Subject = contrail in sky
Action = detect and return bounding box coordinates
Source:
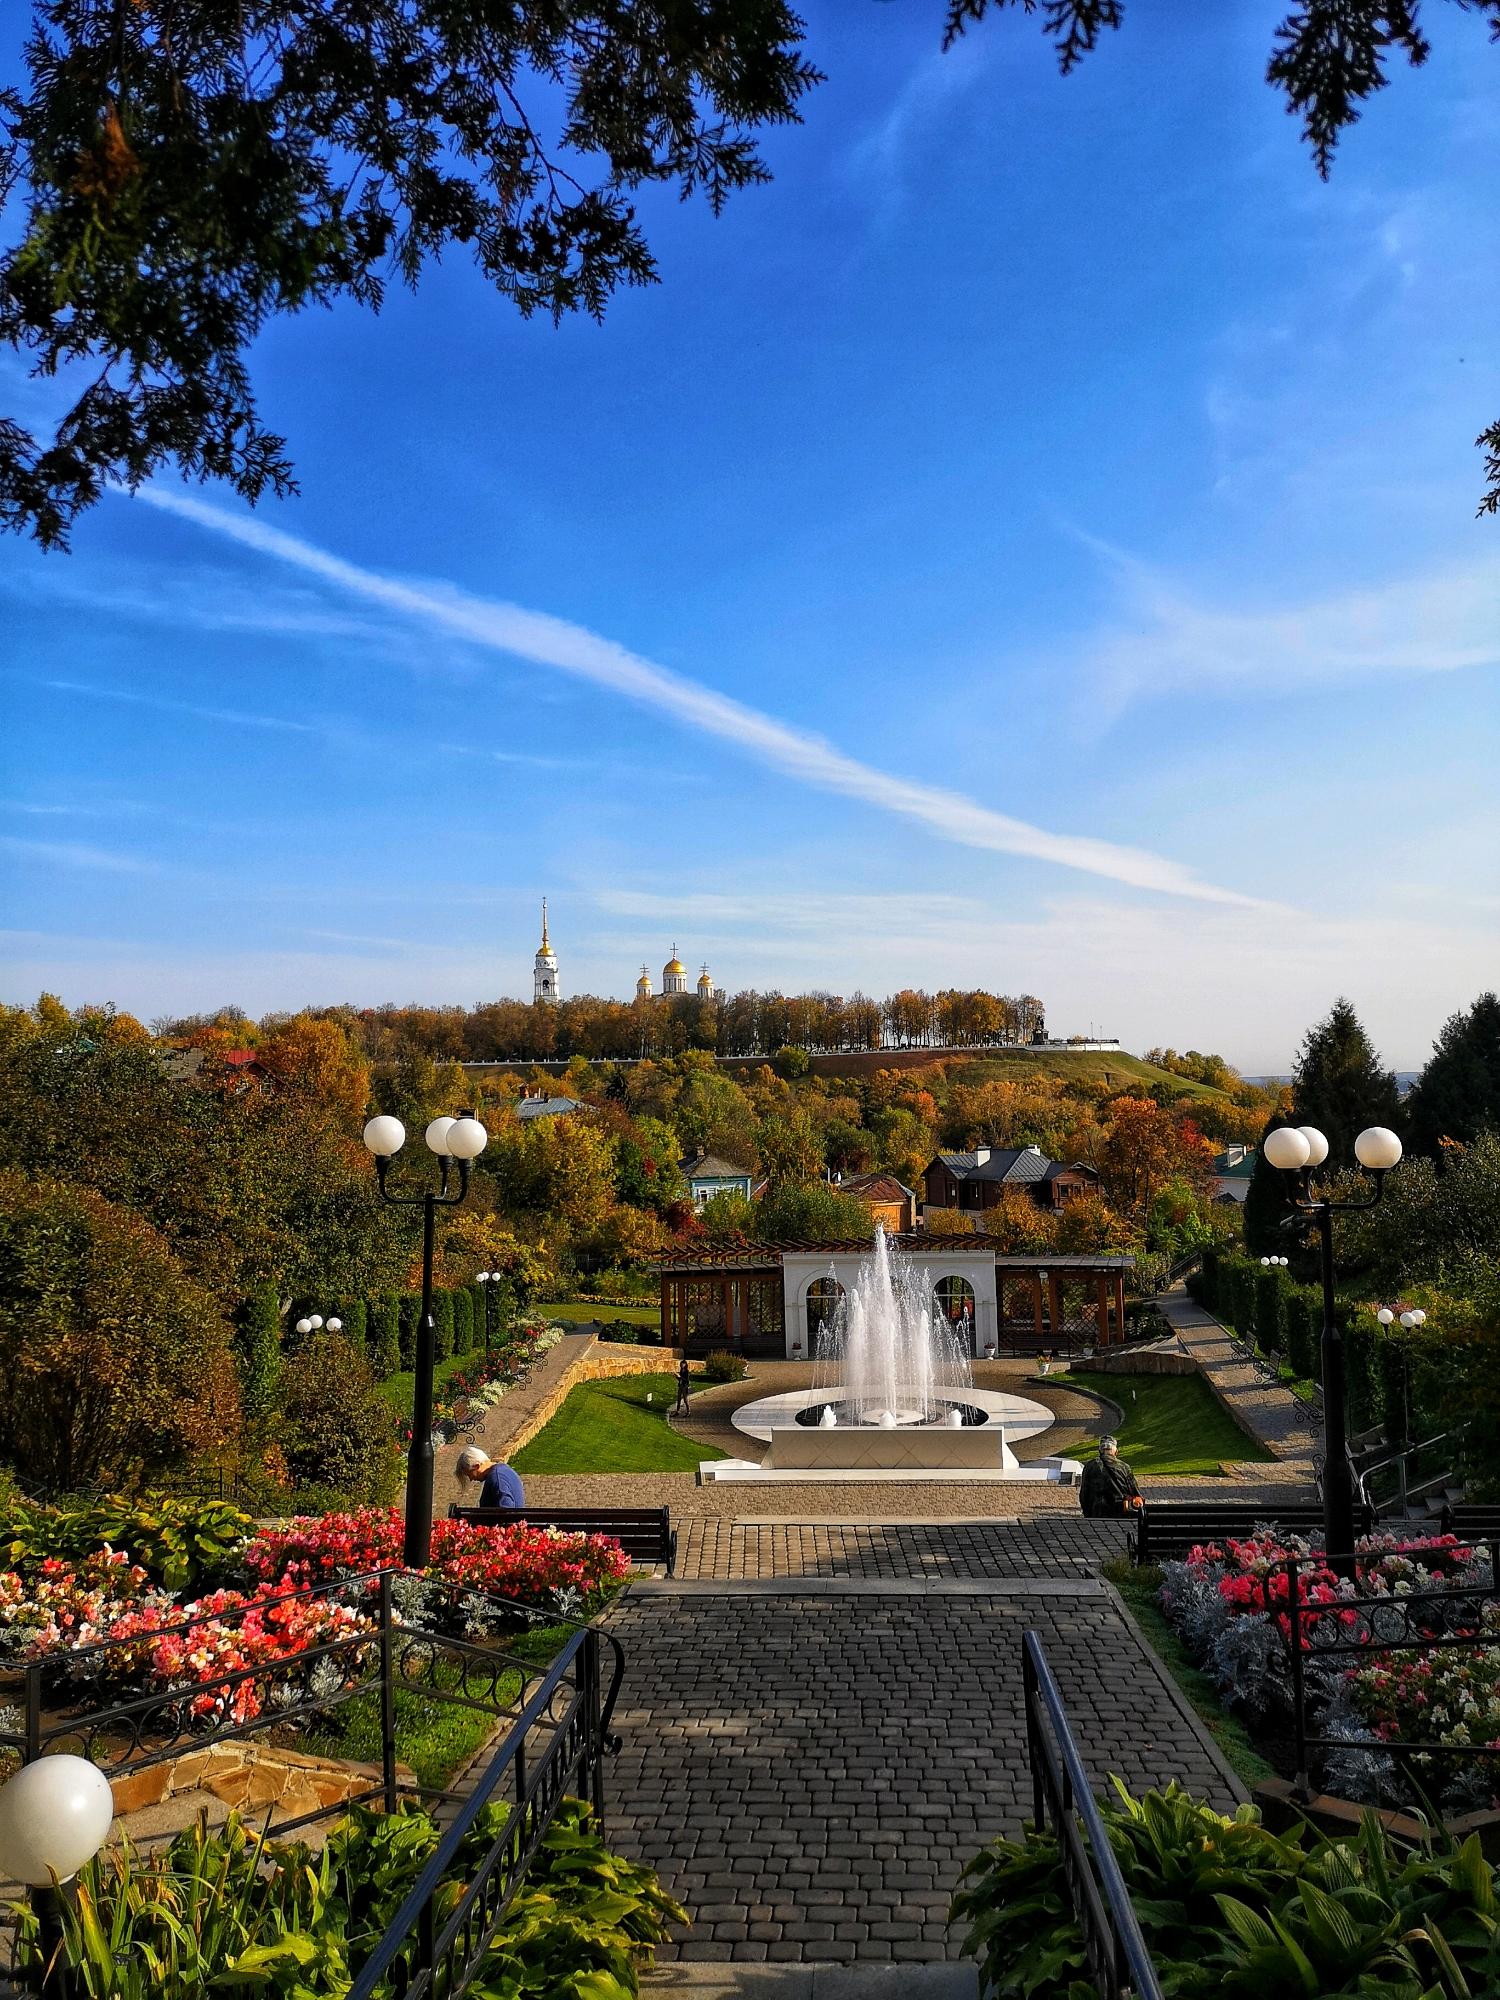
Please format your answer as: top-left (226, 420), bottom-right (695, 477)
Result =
top-left (135, 488), bottom-right (1263, 907)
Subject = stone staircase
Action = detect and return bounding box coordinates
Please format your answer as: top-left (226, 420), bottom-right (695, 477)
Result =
top-left (644, 1965), bottom-right (979, 1997)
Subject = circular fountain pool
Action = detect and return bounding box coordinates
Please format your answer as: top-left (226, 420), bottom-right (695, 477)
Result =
top-left (729, 1384), bottom-right (1055, 1447)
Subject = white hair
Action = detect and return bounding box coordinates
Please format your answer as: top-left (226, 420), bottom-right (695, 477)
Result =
top-left (1099, 1435), bottom-right (1118, 1453)
top-left (457, 1445), bottom-right (491, 1474)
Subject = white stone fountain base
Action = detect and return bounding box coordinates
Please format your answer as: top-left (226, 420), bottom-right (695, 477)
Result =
top-left (698, 1383), bottom-right (1082, 1484)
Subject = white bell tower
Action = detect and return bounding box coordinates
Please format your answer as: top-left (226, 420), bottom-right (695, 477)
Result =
top-left (533, 899), bottom-right (559, 1005)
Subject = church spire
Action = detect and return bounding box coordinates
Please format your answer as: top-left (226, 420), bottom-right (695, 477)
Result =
top-left (540, 897), bottom-right (550, 953)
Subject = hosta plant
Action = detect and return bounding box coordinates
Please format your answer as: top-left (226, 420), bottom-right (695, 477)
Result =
top-left (0, 1494), bottom-right (253, 1593)
top-left (9, 1796), bottom-right (682, 1998)
top-left (951, 1781), bottom-right (1500, 1999)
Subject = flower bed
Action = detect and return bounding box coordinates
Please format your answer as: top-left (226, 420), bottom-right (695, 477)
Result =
top-left (394, 1318), bottom-right (565, 1447)
top-left (1157, 1527), bottom-right (1500, 1810)
top-left (244, 1506), bottom-right (631, 1613)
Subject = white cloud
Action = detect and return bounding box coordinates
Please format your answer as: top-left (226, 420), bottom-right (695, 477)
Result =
top-left (1073, 533), bottom-right (1500, 712)
top-left (131, 489), bottom-right (1264, 908)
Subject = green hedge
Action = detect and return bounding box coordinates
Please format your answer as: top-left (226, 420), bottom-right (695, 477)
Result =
top-left (451, 1287), bottom-right (473, 1355)
top-left (1282, 1286), bottom-right (1321, 1383)
top-left (367, 1294), bottom-right (401, 1380)
top-left (431, 1290), bottom-right (454, 1363)
top-left (1254, 1268), bottom-right (1283, 1358)
top-left (231, 1288), bottom-right (281, 1425)
top-left (338, 1298), bottom-right (368, 1348)
top-left (1198, 1246), bottom-right (1220, 1312)
top-left (398, 1295), bottom-right (421, 1370)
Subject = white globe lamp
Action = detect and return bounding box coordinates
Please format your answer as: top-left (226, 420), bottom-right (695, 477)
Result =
top-left (1410, 1309), bottom-right (1427, 1327)
top-left (362, 1115), bottom-right (405, 1158)
top-left (1297, 1126), bottom-right (1330, 1167)
top-left (1263, 1126), bottom-right (1311, 1172)
top-left (325, 1317), bottom-right (341, 1334)
top-left (295, 1318), bottom-right (312, 1335)
top-left (424, 1117), bottom-right (454, 1156)
top-left (1355, 1127), bottom-right (1403, 1172)
top-left (446, 1115), bottom-right (488, 1161)
top-left (1376, 1308), bottom-right (1395, 1326)
top-left (0, 1755), bottom-right (114, 1886)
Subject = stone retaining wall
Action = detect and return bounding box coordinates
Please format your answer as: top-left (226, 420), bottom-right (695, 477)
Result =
top-left (502, 1341), bottom-right (678, 1457)
top-left (110, 1740), bottom-right (412, 1821)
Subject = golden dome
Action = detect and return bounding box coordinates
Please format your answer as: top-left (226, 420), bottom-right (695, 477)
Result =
top-left (664, 953), bottom-right (686, 976)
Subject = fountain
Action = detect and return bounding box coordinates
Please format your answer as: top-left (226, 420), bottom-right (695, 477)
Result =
top-left (700, 1228), bottom-right (1083, 1485)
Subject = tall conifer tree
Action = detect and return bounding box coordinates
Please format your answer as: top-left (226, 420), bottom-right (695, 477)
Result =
top-left (1406, 993), bottom-right (1500, 1158)
top-left (1292, 998), bottom-right (1398, 1163)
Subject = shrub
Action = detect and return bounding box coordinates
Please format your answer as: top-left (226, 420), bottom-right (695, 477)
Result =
top-left (1254, 1267), bottom-right (1284, 1357)
top-left (278, 1332), bottom-right (399, 1504)
top-left (338, 1298), bottom-right (368, 1347)
top-left (368, 1294), bottom-right (401, 1379)
top-left (0, 1169), bottom-right (241, 1493)
top-left (701, 1349), bottom-right (750, 1383)
top-left (231, 1287), bottom-right (281, 1426)
top-left (1199, 1244), bottom-right (1220, 1311)
top-left (451, 1287), bottom-right (473, 1355)
top-left (1283, 1285), bottom-right (1321, 1382)
top-left (398, 1293), bottom-right (421, 1369)
top-left (431, 1290), bottom-right (454, 1363)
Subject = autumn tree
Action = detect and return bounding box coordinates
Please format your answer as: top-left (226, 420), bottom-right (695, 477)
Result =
top-left (0, 1168), bottom-right (240, 1490)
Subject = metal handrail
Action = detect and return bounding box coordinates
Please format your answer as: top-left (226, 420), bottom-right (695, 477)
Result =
top-left (1022, 1631), bottom-right (1163, 2000)
top-left (346, 1627), bottom-right (609, 2000)
top-left (1353, 1426), bottom-right (1466, 1513)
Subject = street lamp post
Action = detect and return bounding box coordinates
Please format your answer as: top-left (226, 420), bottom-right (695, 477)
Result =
top-left (363, 1109), bottom-right (488, 1569)
top-left (1263, 1120), bottom-right (1402, 1568)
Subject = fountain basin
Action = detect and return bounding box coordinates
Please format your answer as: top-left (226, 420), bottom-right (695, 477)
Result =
top-left (730, 1385), bottom-right (1055, 1446)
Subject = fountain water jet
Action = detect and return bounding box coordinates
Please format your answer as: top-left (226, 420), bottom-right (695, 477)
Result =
top-left (811, 1226), bottom-right (972, 1426)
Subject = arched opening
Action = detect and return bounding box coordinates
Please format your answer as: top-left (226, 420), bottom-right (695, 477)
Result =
top-left (805, 1276), bottom-right (845, 1348)
top-left (933, 1274), bottom-right (977, 1349)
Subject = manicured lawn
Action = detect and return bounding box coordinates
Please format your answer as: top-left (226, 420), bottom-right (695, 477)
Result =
top-left (513, 1374), bottom-right (726, 1475)
top-left (1062, 1369), bottom-right (1274, 1477)
top-left (537, 1299), bottom-right (661, 1331)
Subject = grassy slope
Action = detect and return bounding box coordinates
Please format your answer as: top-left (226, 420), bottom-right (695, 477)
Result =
top-left (512, 1373), bottom-right (726, 1475)
top-left (536, 1300), bottom-right (660, 1328)
top-left (1063, 1369), bottom-right (1275, 1477)
top-left (378, 1348), bottom-right (482, 1417)
top-left (943, 1049), bottom-right (1227, 1100)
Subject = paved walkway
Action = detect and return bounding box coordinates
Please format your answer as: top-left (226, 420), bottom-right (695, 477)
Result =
top-left (602, 1519), bottom-right (1244, 1967)
top-left (1153, 1290), bottom-right (1321, 1468)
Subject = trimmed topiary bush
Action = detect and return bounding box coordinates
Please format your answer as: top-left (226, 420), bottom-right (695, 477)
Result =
top-left (369, 1294), bottom-right (401, 1379)
top-left (1282, 1285), bottom-right (1321, 1383)
top-left (232, 1286), bottom-right (281, 1426)
top-left (1254, 1268), bottom-right (1284, 1358)
top-left (451, 1287), bottom-right (473, 1355)
top-left (432, 1289), bottom-right (454, 1363)
top-left (398, 1294), bottom-right (421, 1370)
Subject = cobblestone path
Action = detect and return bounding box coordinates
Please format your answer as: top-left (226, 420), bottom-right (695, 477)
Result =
top-left (602, 1521), bottom-right (1243, 1967)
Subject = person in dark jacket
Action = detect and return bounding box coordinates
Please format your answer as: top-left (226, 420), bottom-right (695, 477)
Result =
top-left (674, 1355), bottom-right (693, 1415)
top-left (457, 1444), bottom-right (525, 1510)
top-left (1079, 1436), bottom-right (1142, 1518)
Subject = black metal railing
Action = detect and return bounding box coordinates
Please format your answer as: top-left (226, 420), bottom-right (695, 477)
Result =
top-left (1022, 1632), bottom-right (1163, 2000)
top-left (347, 1629), bottom-right (611, 1999)
top-left (0, 1566), bottom-right (624, 1842)
top-left (1280, 1537), bottom-right (1500, 1798)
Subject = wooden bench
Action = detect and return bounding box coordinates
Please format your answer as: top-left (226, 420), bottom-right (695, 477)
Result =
top-left (449, 1504), bottom-right (677, 1576)
top-left (1132, 1500), bottom-right (1371, 1567)
top-left (1439, 1503), bottom-right (1500, 1542)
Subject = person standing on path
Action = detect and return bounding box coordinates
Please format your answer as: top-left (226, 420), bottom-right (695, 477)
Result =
top-left (673, 1355), bottom-right (692, 1415)
top-left (457, 1444), bottom-right (525, 1510)
top-left (1079, 1435), bottom-right (1142, 1518)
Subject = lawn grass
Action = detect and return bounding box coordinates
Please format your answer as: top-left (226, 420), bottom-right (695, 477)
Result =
top-left (512, 1373), bottom-right (726, 1475)
top-left (302, 1621), bottom-right (575, 1790)
top-left (1062, 1369), bottom-right (1275, 1478)
top-left (1103, 1557), bottom-right (1275, 1788)
top-left (537, 1299), bottom-right (661, 1330)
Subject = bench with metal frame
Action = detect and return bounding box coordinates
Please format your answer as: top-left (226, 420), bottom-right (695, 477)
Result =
top-left (1440, 1501), bottom-right (1500, 1538)
top-left (450, 1504), bottom-right (677, 1576)
top-left (1132, 1499), bottom-right (1373, 1567)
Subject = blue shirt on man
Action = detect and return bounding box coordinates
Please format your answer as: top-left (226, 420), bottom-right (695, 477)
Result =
top-left (479, 1461), bottom-right (525, 1510)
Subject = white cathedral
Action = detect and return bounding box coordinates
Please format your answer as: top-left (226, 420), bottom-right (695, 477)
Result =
top-left (531, 905), bottom-right (714, 1007)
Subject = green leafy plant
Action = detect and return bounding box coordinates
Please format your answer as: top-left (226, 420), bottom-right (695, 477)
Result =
top-left (0, 1492), bottom-right (253, 1593)
top-left (10, 1797), bottom-right (683, 1998)
top-left (951, 1782), bottom-right (1500, 2000)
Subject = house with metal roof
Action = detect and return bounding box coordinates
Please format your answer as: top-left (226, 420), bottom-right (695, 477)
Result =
top-left (920, 1145), bottom-right (1100, 1223)
top-left (515, 1093), bottom-right (583, 1123)
top-left (683, 1153), bottom-right (756, 1208)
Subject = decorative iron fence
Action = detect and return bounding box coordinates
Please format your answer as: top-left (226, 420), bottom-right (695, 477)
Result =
top-left (1022, 1631), bottom-right (1163, 2000)
top-left (0, 1566), bottom-right (623, 1842)
top-left (1279, 1537), bottom-right (1500, 1800)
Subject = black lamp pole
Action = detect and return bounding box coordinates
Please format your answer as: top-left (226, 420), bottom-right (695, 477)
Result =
top-left (367, 1110), bottom-right (483, 1569)
top-left (1271, 1125), bottom-right (1399, 1570)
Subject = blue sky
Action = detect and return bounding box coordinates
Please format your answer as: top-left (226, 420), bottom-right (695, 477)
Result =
top-left (2, 5), bottom-right (1496, 1071)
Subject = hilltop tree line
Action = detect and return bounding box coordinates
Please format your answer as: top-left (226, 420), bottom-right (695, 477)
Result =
top-left (159, 987), bottom-right (1049, 1065)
